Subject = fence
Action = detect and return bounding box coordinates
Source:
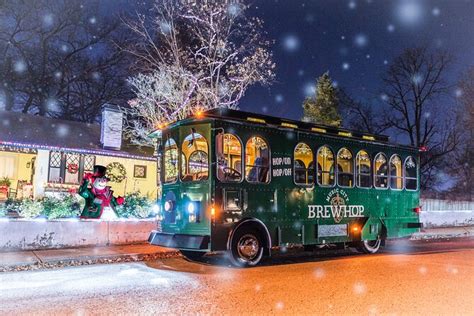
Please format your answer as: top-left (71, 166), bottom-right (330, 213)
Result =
top-left (420, 198), bottom-right (474, 227)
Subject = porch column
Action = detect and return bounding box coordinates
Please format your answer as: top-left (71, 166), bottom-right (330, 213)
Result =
top-left (33, 149), bottom-right (49, 198)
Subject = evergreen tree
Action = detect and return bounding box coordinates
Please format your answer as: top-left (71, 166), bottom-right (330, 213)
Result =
top-left (302, 72), bottom-right (341, 126)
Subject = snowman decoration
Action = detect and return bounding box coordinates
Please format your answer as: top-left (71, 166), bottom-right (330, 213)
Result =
top-left (78, 165), bottom-right (124, 220)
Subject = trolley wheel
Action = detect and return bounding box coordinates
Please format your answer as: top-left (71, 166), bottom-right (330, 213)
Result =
top-left (356, 238), bottom-right (382, 254)
top-left (180, 250), bottom-right (206, 261)
top-left (228, 227), bottom-right (264, 267)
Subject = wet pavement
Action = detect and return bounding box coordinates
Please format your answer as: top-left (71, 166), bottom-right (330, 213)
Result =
top-left (1, 238), bottom-right (473, 315)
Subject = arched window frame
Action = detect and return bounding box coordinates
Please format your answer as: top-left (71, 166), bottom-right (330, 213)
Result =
top-left (245, 135), bottom-right (271, 184)
top-left (216, 133), bottom-right (244, 183)
top-left (404, 156), bottom-right (418, 191)
top-left (181, 132), bottom-right (209, 182)
top-left (373, 152), bottom-right (388, 190)
top-left (389, 154), bottom-right (403, 190)
top-left (316, 145), bottom-right (336, 187)
top-left (163, 137), bottom-right (179, 184)
top-left (355, 150), bottom-right (372, 189)
top-left (293, 142), bottom-right (314, 186)
top-left (336, 147), bottom-right (354, 188)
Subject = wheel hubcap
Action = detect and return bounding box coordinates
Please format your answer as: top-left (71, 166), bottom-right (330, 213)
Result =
top-left (364, 239), bottom-right (381, 249)
top-left (237, 234), bottom-right (260, 261)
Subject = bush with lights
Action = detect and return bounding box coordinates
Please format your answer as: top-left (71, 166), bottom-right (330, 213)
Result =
top-left (115, 192), bottom-right (153, 219)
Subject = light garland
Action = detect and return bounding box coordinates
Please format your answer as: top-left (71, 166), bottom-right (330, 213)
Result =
top-left (0, 140), bottom-right (155, 161)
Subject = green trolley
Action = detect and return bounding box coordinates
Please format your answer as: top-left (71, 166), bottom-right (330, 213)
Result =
top-left (149, 108), bottom-right (421, 267)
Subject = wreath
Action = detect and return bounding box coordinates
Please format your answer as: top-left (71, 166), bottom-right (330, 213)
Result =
top-left (106, 162), bottom-right (127, 183)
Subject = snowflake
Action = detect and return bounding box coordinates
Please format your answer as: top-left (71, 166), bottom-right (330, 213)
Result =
top-left (353, 281), bottom-right (366, 295)
top-left (418, 266), bottom-right (428, 275)
top-left (46, 98), bottom-right (60, 112)
top-left (43, 13), bottom-right (54, 26)
top-left (454, 88), bottom-right (463, 98)
top-left (380, 93), bottom-right (388, 101)
top-left (61, 44), bottom-right (68, 52)
top-left (383, 60), bottom-right (388, 65)
top-left (91, 72), bottom-right (101, 80)
top-left (227, 3), bottom-right (242, 17)
top-left (303, 82), bottom-right (316, 97)
top-left (342, 62), bottom-right (350, 70)
top-left (387, 24), bottom-right (395, 32)
top-left (314, 267), bottom-right (325, 279)
top-left (275, 301), bottom-right (284, 310)
top-left (332, 80), bottom-right (339, 88)
top-left (13, 60), bottom-right (27, 74)
top-left (341, 35), bottom-right (346, 40)
top-left (89, 16), bottom-right (97, 24)
top-left (255, 284), bottom-right (262, 292)
top-left (54, 71), bottom-right (62, 79)
top-left (366, 54), bottom-right (371, 59)
top-left (282, 34), bottom-right (300, 52)
top-left (348, 1), bottom-right (357, 10)
top-left (297, 69), bottom-right (305, 76)
top-left (56, 124), bottom-right (70, 137)
top-left (275, 94), bottom-right (284, 103)
top-left (262, 106), bottom-right (268, 113)
top-left (354, 33), bottom-right (368, 48)
top-left (396, 1), bottom-right (425, 26)
top-left (159, 20), bottom-right (172, 35)
top-left (411, 73), bottom-right (423, 85)
top-left (432, 7), bottom-right (440, 16)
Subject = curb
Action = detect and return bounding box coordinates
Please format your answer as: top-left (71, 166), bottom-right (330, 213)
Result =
top-left (0, 250), bottom-right (181, 273)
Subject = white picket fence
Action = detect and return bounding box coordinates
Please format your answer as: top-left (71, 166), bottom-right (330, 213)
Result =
top-left (420, 198), bottom-right (474, 227)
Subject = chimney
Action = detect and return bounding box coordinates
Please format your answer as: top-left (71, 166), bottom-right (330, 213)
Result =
top-left (100, 104), bottom-right (123, 150)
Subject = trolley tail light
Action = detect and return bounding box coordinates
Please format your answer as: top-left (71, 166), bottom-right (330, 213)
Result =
top-left (413, 206), bottom-right (422, 214)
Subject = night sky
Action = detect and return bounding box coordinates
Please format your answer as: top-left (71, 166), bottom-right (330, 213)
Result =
top-left (238, 0), bottom-right (474, 121)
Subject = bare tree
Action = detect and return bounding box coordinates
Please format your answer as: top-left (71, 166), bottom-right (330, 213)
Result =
top-left (449, 66), bottom-right (474, 199)
top-left (382, 47), bottom-right (459, 189)
top-left (0, 0), bottom-right (130, 122)
top-left (339, 90), bottom-right (391, 134)
top-left (122, 0), bottom-right (275, 145)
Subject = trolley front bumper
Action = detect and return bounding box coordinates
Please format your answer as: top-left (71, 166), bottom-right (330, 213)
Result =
top-left (148, 231), bottom-right (210, 250)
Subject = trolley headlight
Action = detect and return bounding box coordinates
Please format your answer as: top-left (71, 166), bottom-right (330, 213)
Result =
top-left (164, 201), bottom-right (172, 212)
top-left (187, 202), bottom-right (195, 214)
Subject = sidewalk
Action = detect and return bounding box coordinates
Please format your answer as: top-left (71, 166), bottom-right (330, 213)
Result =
top-left (410, 226), bottom-right (474, 240)
top-left (0, 243), bottom-right (179, 272)
top-left (1, 227), bottom-right (473, 272)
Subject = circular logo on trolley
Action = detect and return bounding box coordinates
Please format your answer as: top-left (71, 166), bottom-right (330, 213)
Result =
top-left (307, 188), bottom-right (364, 222)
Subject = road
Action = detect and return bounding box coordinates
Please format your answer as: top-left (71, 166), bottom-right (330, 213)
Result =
top-left (1, 239), bottom-right (473, 315)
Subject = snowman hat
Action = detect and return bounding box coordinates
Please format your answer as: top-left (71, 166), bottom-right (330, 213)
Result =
top-left (92, 165), bottom-right (109, 180)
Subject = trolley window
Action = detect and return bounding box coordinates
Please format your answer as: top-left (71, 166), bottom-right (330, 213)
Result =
top-left (294, 143), bottom-right (314, 186)
top-left (216, 133), bottom-right (243, 182)
top-left (337, 148), bottom-right (354, 187)
top-left (317, 146), bottom-right (335, 187)
top-left (404, 156), bottom-right (418, 191)
top-left (390, 154), bottom-right (403, 190)
top-left (181, 132), bottom-right (209, 181)
top-left (356, 150), bottom-right (372, 188)
top-left (245, 136), bottom-right (270, 183)
top-left (374, 153), bottom-right (388, 189)
top-left (163, 138), bottom-right (178, 183)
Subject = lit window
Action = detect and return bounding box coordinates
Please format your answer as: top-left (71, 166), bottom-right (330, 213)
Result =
top-left (48, 152), bottom-right (95, 184)
top-left (181, 132), bottom-right (209, 181)
top-left (337, 148), bottom-right (353, 187)
top-left (317, 146), bottom-right (335, 186)
top-left (390, 154), bottom-right (403, 190)
top-left (163, 138), bottom-right (178, 183)
top-left (48, 151), bottom-right (62, 183)
top-left (216, 133), bottom-right (243, 182)
top-left (294, 143), bottom-right (314, 185)
top-left (356, 150), bottom-right (371, 188)
top-left (374, 153), bottom-right (388, 188)
top-left (404, 156), bottom-right (418, 191)
top-left (245, 136), bottom-right (270, 183)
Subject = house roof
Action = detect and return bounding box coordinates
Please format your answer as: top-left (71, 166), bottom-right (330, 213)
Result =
top-left (0, 111), bottom-right (155, 160)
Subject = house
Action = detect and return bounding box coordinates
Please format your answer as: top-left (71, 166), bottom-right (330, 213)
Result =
top-left (0, 105), bottom-right (157, 200)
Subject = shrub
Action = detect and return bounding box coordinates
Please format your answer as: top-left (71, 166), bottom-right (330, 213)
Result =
top-left (18, 199), bottom-right (43, 219)
top-left (0, 177), bottom-right (11, 187)
top-left (115, 192), bottom-right (153, 218)
top-left (42, 194), bottom-right (83, 219)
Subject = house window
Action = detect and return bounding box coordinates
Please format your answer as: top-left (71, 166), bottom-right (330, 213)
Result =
top-left (48, 152), bottom-right (96, 184)
top-left (134, 165), bottom-right (147, 178)
top-left (48, 151), bottom-right (62, 182)
top-left (0, 154), bottom-right (15, 178)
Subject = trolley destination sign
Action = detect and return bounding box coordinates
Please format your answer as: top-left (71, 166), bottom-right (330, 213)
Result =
top-left (148, 108), bottom-right (422, 267)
